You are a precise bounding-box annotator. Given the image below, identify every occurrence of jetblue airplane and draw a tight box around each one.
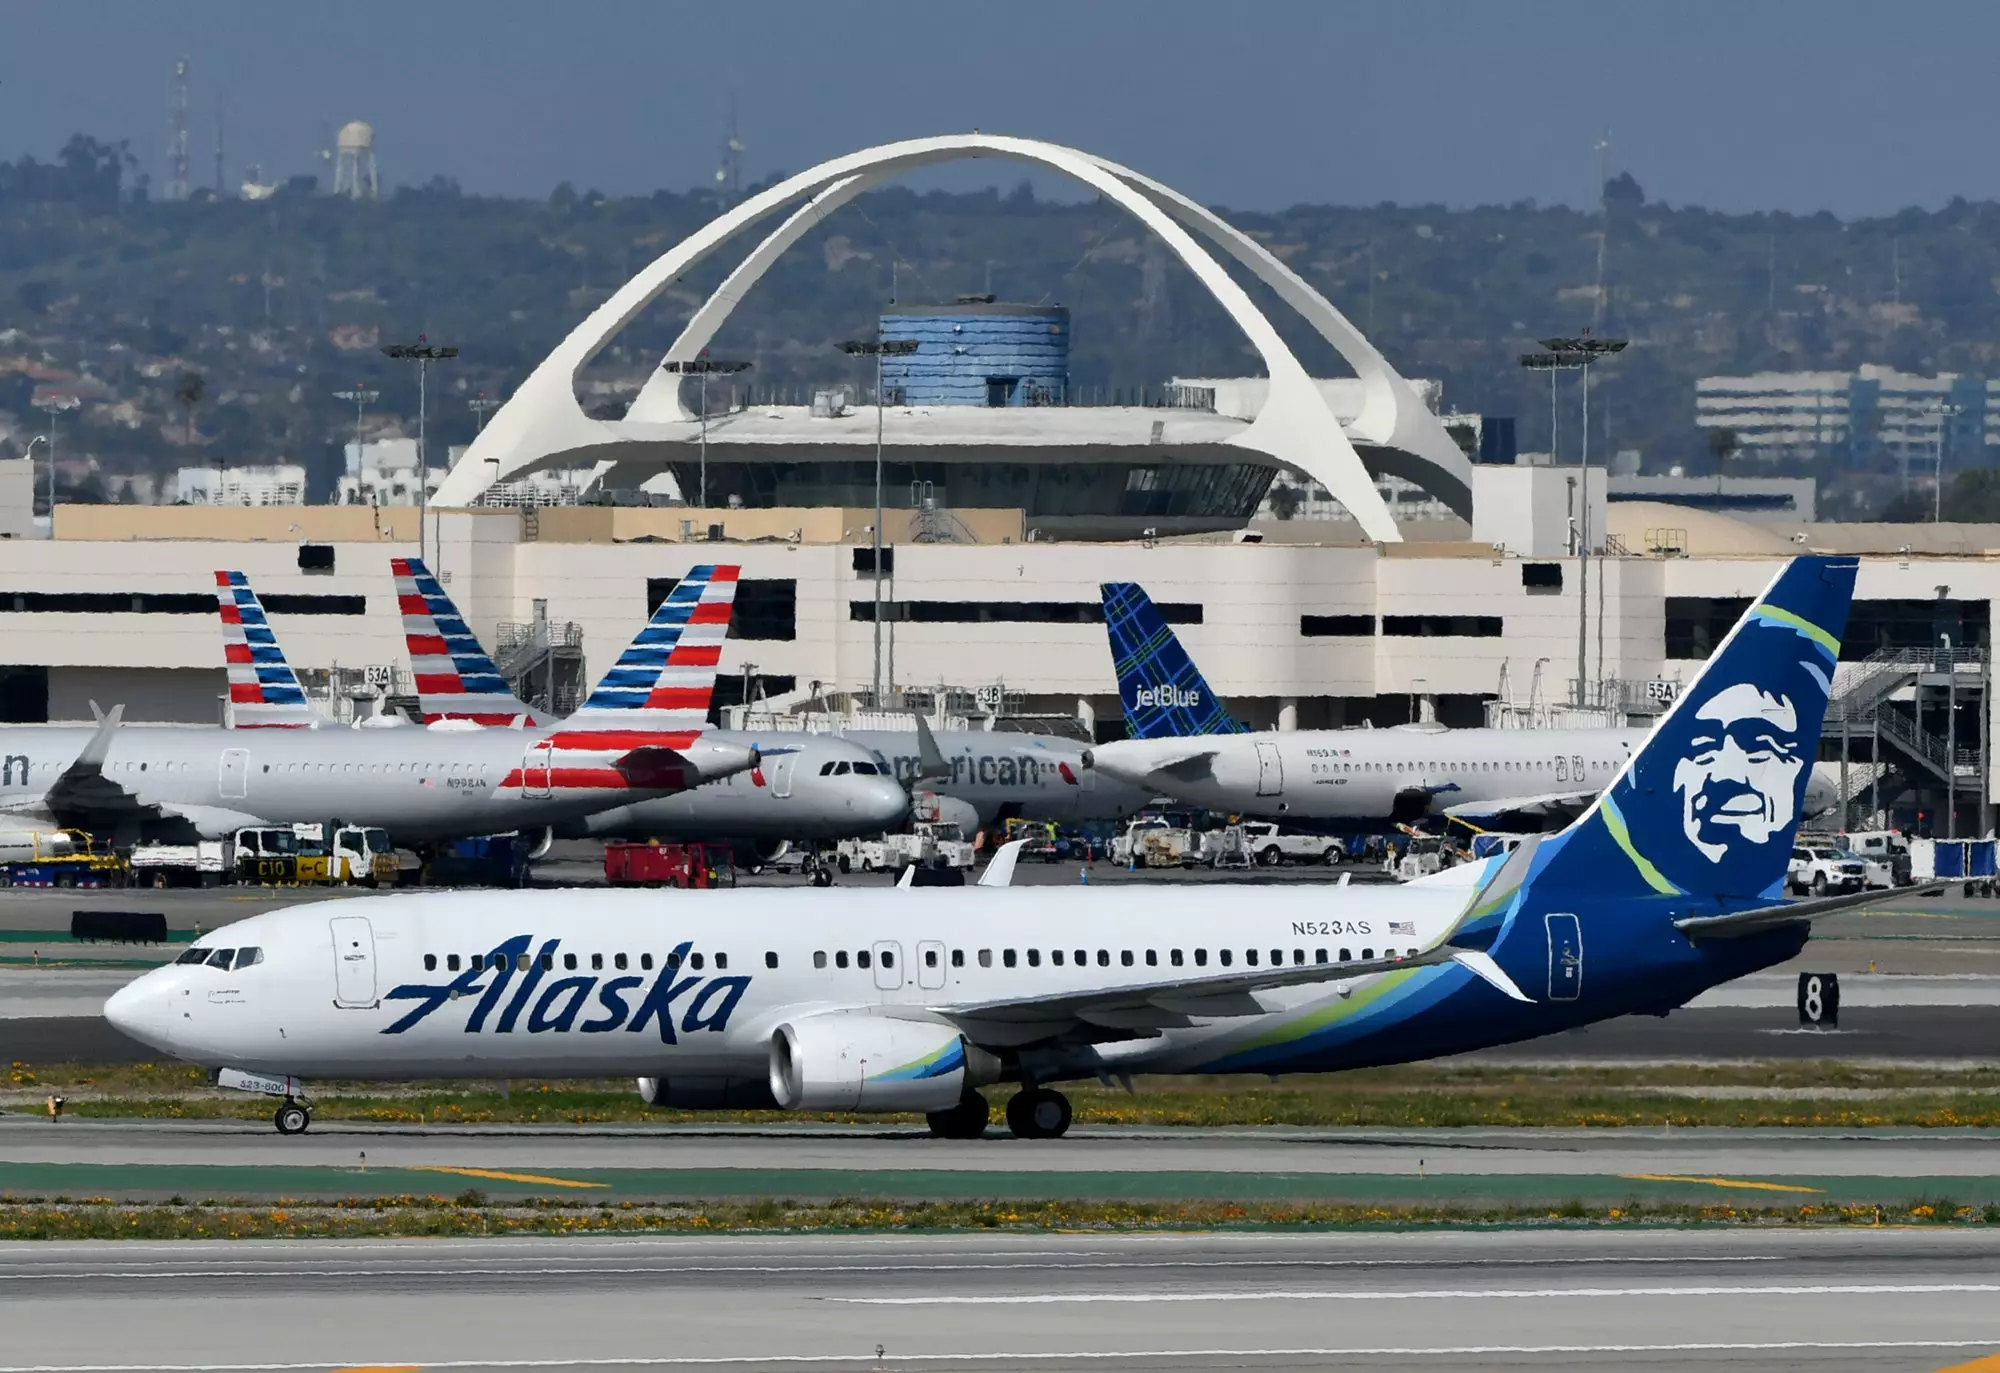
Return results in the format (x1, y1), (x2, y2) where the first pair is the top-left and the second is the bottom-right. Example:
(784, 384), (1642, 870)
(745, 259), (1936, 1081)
(389, 557), (906, 852)
(108, 557), (1900, 1139)
(0, 569), (760, 848)
(1088, 581), (1837, 828)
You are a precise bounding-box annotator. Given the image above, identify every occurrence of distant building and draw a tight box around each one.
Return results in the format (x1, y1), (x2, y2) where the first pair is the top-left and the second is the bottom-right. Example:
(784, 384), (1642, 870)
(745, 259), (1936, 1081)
(1696, 364), (1998, 473)
(336, 439), (432, 506)
(174, 464), (306, 506)
(1608, 474), (1815, 525)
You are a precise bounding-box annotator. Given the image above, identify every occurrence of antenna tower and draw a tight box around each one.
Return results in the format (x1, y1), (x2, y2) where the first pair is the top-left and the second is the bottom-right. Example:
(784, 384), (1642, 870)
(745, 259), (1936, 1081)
(714, 96), (745, 203)
(167, 58), (191, 201)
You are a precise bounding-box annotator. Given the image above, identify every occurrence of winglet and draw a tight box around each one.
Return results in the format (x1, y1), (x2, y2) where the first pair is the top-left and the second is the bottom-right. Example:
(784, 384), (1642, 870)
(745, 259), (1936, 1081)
(911, 711), (951, 783)
(896, 862), (918, 890)
(215, 572), (320, 729)
(978, 838), (1028, 888)
(77, 703), (124, 770)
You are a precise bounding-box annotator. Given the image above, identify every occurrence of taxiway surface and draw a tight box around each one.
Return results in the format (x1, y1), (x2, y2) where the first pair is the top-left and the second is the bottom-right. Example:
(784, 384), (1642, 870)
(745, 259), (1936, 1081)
(3, 1229), (1998, 1371)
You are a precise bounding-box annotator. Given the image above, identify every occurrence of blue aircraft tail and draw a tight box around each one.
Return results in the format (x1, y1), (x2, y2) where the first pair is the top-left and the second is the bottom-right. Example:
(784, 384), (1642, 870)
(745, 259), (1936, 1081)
(1100, 582), (1246, 740)
(1450, 557), (1857, 946)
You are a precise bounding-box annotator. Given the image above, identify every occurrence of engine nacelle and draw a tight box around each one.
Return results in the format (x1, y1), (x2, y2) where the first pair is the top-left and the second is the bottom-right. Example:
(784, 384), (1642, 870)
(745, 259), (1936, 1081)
(768, 1014), (994, 1113)
(636, 1075), (778, 1110)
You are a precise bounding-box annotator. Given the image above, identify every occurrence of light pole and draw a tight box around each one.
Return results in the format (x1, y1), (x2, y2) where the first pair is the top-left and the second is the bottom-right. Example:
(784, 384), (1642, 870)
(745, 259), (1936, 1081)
(660, 356), (752, 509)
(1932, 400), (1961, 523)
(468, 392), (501, 433)
(839, 335), (918, 708)
(34, 396), (78, 527)
(380, 338), (457, 566)
(1528, 334), (1627, 706)
(333, 386), (379, 503)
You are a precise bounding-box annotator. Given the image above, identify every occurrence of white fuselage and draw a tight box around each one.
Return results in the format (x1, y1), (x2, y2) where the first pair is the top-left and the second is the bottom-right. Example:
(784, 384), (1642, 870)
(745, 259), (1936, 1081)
(844, 729), (1152, 827)
(1089, 725), (1654, 822)
(105, 882), (1469, 1081)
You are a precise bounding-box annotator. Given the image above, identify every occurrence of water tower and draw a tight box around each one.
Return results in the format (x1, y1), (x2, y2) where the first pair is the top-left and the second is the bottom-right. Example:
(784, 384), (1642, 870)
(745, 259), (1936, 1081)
(333, 121), (378, 201)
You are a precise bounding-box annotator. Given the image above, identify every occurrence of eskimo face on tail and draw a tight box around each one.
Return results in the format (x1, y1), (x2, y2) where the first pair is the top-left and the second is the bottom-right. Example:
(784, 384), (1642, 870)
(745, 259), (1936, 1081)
(1672, 682), (1805, 862)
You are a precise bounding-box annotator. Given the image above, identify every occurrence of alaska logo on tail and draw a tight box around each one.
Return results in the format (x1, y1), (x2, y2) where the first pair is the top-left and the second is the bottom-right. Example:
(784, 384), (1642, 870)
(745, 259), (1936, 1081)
(393, 557), (544, 725)
(1100, 582), (1245, 740)
(215, 572), (320, 728)
(1445, 555), (1859, 968)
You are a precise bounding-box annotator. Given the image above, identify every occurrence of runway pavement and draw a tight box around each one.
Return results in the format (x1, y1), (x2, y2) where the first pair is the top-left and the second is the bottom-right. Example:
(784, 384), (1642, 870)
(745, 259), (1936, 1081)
(2, 1229), (1998, 1371)
(3, 1117), (1997, 1206)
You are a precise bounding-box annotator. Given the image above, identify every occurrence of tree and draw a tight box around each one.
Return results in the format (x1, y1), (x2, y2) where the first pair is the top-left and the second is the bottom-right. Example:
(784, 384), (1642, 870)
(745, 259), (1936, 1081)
(174, 371), (204, 444)
(1706, 426), (1740, 491)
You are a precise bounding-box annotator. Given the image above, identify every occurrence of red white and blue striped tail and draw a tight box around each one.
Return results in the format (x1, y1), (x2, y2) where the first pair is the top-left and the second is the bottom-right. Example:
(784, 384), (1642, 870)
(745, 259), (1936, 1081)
(392, 556), (545, 725)
(215, 571), (320, 729)
(566, 565), (738, 731)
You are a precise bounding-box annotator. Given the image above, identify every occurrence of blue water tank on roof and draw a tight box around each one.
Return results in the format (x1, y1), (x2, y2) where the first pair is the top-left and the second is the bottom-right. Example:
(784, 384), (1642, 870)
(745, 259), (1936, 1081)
(877, 297), (1069, 406)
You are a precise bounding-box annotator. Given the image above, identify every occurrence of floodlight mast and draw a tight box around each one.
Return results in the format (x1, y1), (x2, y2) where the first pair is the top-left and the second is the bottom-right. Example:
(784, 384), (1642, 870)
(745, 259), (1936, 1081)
(660, 356), (753, 510)
(1522, 334), (1626, 707)
(381, 339), (458, 567)
(839, 335), (919, 707)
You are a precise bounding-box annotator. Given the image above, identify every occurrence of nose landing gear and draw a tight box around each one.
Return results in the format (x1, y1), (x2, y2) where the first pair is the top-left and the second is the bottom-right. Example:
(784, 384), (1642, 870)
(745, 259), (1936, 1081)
(1004, 1087), (1072, 1139)
(274, 1099), (311, 1135)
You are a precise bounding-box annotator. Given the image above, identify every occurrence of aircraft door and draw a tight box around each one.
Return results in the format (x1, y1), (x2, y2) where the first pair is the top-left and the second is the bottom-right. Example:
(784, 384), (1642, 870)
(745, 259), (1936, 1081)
(916, 939), (947, 990)
(1254, 740), (1284, 797)
(329, 915), (378, 1008)
(522, 741), (553, 799)
(768, 752), (796, 799)
(1545, 912), (1583, 1002)
(219, 748), (249, 800)
(872, 940), (904, 992)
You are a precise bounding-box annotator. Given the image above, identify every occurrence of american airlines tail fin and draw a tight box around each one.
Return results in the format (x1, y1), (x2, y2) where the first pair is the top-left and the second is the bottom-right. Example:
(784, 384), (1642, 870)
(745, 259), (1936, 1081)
(215, 572), (320, 729)
(565, 565), (738, 731)
(1100, 582), (1244, 740)
(1458, 557), (1857, 929)
(392, 557), (545, 725)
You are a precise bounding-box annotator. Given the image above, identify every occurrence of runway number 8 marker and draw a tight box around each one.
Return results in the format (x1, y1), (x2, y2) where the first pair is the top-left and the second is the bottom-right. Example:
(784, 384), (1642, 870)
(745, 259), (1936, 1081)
(1796, 972), (1839, 1028)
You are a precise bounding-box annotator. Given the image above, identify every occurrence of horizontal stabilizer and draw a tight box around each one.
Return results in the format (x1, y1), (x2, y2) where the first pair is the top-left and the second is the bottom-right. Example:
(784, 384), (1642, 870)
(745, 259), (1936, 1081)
(1675, 882), (1951, 939)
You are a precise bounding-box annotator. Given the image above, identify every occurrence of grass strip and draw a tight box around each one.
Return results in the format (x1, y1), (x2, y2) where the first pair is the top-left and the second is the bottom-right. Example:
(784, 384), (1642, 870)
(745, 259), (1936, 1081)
(0, 1192), (1997, 1239)
(14, 1061), (2000, 1129)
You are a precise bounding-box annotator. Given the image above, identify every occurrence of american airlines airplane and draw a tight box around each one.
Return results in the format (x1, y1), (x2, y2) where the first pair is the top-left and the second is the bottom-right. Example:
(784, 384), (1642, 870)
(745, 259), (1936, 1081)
(1084, 581), (1837, 828)
(0, 568), (759, 849)
(388, 558), (907, 855)
(107, 557), (1903, 1138)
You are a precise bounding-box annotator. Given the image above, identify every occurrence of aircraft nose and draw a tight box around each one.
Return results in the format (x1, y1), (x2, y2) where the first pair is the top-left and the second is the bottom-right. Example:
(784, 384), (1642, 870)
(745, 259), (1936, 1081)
(104, 970), (180, 1053)
(861, 778), (910, 826)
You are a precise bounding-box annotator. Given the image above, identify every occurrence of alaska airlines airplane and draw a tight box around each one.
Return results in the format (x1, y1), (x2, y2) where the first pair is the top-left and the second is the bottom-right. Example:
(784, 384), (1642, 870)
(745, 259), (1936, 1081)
(1087, 581), (1836, 828)
(0, 568), (759, 849)
(107, 557), (1898, 1139)
(388, 558), (906, 854)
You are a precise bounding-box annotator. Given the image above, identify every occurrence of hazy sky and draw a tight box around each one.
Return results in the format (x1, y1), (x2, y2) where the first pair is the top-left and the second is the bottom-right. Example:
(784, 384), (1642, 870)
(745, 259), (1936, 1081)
(5, 0), (1998, 216)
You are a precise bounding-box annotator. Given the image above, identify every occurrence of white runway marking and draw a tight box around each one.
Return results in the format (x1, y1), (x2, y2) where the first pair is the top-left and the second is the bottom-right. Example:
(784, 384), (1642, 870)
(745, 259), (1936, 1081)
(836, 1281), (2000, 1305)
(8, 1340), (2000, 1371)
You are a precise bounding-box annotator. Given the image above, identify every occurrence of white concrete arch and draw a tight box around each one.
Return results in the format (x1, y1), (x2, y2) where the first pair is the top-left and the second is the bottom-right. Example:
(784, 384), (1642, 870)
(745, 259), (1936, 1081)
(436, 134), (1451, 538)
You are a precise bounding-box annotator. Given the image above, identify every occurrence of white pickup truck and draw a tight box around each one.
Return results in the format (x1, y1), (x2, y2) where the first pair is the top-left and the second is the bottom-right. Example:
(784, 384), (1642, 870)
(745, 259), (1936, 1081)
(1787, 844), (1868, 896)
(1240, 822), (1344, 867)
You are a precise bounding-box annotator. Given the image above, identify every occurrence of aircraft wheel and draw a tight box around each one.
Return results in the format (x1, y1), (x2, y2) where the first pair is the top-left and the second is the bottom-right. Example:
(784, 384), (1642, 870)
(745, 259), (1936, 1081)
(274, 1101), (310, 1136)
(1005, 1087), (1072, 1140)
(926, 1091), (990, 1139)
(812, 866), (834, 888)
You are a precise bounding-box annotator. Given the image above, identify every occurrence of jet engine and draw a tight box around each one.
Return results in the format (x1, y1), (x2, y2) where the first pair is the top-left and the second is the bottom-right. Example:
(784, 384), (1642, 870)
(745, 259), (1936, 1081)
(768, 1014), (997, 1113)
(636, 1075), (778, 1110)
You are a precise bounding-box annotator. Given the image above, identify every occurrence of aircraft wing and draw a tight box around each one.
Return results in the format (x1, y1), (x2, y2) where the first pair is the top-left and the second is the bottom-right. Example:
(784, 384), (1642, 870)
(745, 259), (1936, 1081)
(1441, 790), (1596, 822)
(1675, 883), (1951, 939)
(1135, 747), (1220, 784)
(41, 707), (151, 823)
(938, 942), (1483, 1037)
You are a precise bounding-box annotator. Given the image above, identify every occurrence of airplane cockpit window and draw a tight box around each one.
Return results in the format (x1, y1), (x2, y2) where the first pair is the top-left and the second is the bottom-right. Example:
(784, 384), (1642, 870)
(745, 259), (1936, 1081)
(176, 947), (210, 966)
(852, 761), (878, 775)
(818, 763), (834, 776)
(236, 948), (263, 967)
(206, 948), (237, 969)
(833, 761), (852, 775)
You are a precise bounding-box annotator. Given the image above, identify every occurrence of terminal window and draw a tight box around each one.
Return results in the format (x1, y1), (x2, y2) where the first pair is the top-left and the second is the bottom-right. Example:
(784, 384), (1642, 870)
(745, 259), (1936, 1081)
(1521, 563), (1564, 591)
(1381, 615), (1503, 638)
(850, 599), (1201, 624)
(1300, 614), (1373, 636)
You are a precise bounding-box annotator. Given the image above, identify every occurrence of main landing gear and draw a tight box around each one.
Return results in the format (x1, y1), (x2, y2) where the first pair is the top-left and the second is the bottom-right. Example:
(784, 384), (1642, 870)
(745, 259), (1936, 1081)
(924, 1087), (1074, 1139)
(274, 1098), (312, 1135)
(1004, 1087), (1072, 1139)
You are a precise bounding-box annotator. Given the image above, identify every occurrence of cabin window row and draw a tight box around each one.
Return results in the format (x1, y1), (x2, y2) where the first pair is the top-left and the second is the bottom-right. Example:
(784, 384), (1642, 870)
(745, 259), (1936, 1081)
(421, 949), (743, 974)
(1308, 758), (1615, 775)
(806, 945), (1420, 971)
(260, 760), (492, 776)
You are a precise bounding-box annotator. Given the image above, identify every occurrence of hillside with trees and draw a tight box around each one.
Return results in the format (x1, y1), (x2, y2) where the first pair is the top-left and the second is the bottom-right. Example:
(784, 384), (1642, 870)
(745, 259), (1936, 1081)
(5, 137), (1999, 514)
